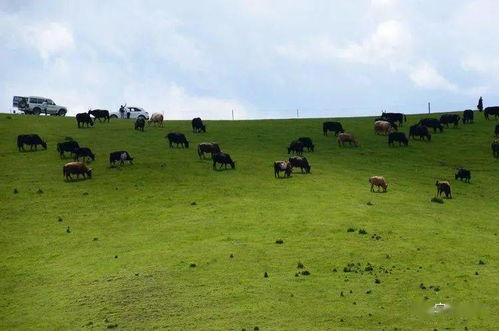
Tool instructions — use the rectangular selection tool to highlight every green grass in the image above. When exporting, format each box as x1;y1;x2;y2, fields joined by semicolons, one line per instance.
0;113;497;330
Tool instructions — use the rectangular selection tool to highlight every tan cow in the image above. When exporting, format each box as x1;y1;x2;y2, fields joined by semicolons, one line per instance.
374;121;394;135
338;133;359;147
148;113;164;127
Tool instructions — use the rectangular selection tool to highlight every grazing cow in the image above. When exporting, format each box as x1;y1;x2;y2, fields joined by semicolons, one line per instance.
57;141;79;158
192;117;206;133
166;132;189;148
409;125;431;141
484;106;499;120
73;147;95;161
374;117;398;129
388;132;409;146
63;162;92;181
492;140;499;158
274;160;292;177
110;151;134;166
212;152;235;169
288;156;311;173
419;118;443;133
197;142;221;158
287;140;304;155
495;124;499;137
455;168;471;183
88;109;110;122
323;121;344;136
462;109;474;124
435;180;452;199
374;121;394;135
17;134;47;151
148;113;164;127
337;133;359;147
440;114;460;128
369;176;387;192
381;112;406;126
135;118;145;131
298;137;315;152
76;113;94;128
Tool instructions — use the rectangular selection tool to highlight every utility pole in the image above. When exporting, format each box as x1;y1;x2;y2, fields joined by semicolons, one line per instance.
232;109;234;120
296;109;299;118
428;102;431;114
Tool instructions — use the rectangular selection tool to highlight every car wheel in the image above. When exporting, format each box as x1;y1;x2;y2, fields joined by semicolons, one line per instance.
58;109;66;116
110;115;118;119
33;108;41;115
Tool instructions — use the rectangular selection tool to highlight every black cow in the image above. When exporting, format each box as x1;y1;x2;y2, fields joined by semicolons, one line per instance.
212;152;235;169
484;106;499;120
495;124;499;137
57;141;79;158
76;113;94;128
166;132;189;148
73;147;95;161
192;117;206;133
419;118;443;133
110;151;134;166
288;140;304;155
492;141;499;158
381;112;406;126
274;161;292;178
436;181;452;199
455;168;471;183
388;132;408;146
135;118;145;131
298;137;314;152
17;134;47;151
323;122;344;136
463;109;474;124
440;114;460;128
288;156;311;173
88;109;110;122
197;142;221;158
409;125;431;141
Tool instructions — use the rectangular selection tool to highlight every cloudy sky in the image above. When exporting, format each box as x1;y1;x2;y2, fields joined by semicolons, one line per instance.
1;0;498;119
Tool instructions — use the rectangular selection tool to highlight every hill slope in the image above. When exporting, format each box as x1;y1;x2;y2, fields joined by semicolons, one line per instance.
0;113;497;330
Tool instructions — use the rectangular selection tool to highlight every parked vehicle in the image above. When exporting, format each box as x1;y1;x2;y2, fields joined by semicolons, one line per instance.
110;106;149;120
13;96;67;116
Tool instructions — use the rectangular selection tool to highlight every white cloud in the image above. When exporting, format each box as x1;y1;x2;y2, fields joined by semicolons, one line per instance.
409;63;457;91
337;20;411;66
28;23;75;60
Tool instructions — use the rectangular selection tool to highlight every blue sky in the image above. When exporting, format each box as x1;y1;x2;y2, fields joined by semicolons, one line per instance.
1;0;498;119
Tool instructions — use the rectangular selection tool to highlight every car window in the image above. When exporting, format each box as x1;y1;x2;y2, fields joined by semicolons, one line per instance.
47;99;54;105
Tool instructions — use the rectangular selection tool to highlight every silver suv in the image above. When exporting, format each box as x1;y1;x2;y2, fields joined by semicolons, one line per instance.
13;96;67;116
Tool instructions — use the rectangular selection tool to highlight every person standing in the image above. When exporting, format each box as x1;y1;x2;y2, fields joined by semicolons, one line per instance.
119;105;125;118
477;96;483;112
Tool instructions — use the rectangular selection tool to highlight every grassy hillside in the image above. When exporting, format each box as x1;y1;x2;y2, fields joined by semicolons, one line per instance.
0;113;497;330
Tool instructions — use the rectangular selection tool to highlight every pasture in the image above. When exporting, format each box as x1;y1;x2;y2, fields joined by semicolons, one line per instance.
0;113;497;330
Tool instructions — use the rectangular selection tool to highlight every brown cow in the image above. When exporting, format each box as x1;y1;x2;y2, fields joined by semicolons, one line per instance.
288;156;311;173
338;133;359;147
369;176;387;192
374;121;394;135
197;142;221;158
148;113;164;127
63;162;92;181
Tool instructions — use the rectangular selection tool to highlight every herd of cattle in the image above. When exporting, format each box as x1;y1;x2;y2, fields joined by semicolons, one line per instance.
15;107;499;195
